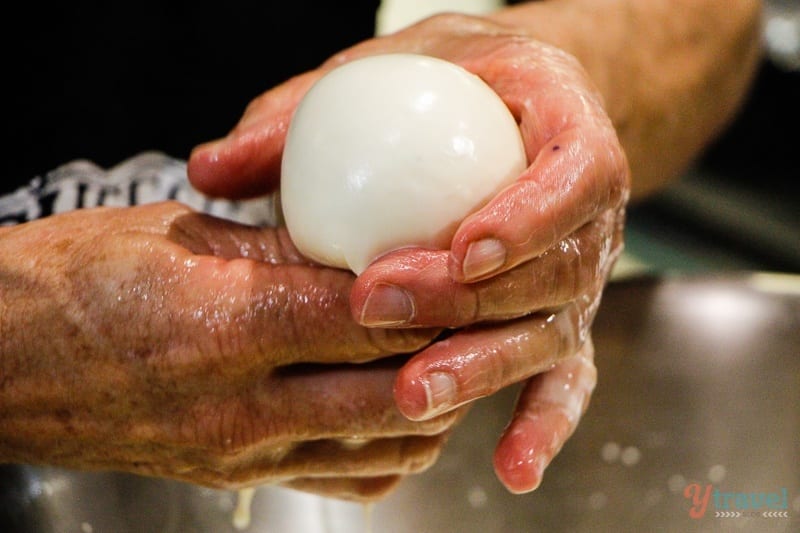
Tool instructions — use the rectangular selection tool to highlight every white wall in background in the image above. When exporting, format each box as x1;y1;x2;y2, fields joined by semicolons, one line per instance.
376;0;504;35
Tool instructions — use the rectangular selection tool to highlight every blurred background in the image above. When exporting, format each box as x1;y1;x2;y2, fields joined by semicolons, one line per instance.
615;0;799;277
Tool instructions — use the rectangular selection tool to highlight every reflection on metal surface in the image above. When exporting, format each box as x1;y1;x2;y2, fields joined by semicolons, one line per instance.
764;0;800;71
748;271;800;296
651;279;780;359
1;273;799;532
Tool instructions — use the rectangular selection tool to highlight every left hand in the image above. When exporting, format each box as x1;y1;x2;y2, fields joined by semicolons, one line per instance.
188;13;629;494
0;202;465;501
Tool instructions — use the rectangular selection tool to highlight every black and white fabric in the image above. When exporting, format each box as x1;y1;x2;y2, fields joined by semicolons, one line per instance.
0;152;279;227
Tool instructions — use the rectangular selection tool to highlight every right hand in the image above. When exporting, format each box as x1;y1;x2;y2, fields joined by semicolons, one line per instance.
187;12;629;496
0;201;462;501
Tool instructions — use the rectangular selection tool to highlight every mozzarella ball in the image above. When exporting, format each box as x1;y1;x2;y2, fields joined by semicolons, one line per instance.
280;53;527;274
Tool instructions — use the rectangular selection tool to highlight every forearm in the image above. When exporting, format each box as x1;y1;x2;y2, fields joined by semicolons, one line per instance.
490;0;764;200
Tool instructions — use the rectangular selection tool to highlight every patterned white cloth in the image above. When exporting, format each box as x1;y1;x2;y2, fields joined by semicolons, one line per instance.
0;151;280;227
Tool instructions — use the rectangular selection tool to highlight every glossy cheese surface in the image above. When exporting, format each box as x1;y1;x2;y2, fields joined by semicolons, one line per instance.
281;53;527;273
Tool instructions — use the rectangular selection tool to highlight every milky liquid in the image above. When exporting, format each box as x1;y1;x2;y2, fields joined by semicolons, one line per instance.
362;502;374;533
232;487;257;530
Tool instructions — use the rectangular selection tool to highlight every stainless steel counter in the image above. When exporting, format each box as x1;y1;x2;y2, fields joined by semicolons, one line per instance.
2;273;798;532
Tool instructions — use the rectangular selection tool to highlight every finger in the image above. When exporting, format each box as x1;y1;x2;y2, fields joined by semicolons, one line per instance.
187;71;321;199
256;434;448;483
184;24;475;201
268;362;467;441
393;289;601;421
104;364;463;488
141;257;434;367
173;260;440;365
352;208;623;327
86;238;440;372
493;339;597;494
164;206;309;264
163;435;448;491
449;44;630;282
107;206;444;367
168;362;464;453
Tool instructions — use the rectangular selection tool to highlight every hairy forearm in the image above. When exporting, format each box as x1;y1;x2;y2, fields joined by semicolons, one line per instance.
0;225;84;463
490;0;764;200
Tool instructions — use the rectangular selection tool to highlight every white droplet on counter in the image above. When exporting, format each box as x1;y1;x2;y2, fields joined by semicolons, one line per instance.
707;464;727;484
620;446;641;467
644;488;663;507
467;485;488;508
588;491;608;510
600;441;621;463
667;474;687;493
643;430;668;449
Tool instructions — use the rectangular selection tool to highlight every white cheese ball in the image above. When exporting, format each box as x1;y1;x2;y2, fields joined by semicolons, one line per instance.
280;53;527;274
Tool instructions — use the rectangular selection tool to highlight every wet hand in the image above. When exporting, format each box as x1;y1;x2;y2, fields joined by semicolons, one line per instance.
187;12;629;494
0;202;463;501
349;15;629;494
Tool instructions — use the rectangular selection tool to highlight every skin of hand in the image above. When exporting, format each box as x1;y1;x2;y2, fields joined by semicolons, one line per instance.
187;0;763;495
489;0;764;201
188;13;629;495
0;0;761;503
0;201;466;502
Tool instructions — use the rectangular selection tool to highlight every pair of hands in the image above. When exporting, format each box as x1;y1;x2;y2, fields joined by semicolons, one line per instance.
189;13;628;496
1;13;628;501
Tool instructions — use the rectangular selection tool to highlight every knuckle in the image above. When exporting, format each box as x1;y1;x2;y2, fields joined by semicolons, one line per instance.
180;397;285;458
482;342;516;396
546;305;582;362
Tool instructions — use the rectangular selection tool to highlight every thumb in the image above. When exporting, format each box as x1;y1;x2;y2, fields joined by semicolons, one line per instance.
187;70;321;200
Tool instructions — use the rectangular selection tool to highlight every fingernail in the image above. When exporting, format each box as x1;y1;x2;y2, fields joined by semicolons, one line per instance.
508;456;547;494
462;238;506;280
360;283;415;326
421;372;457;416
531;455;548;490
